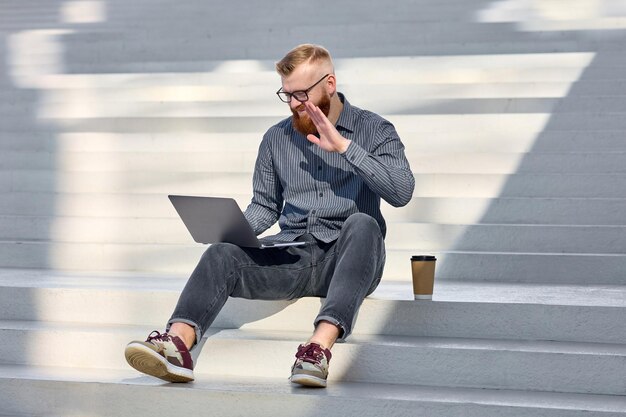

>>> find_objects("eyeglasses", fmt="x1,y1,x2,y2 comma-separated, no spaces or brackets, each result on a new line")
276,73,330,103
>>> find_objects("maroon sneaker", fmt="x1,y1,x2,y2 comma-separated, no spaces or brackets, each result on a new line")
125,331,194,382
290,342,332,388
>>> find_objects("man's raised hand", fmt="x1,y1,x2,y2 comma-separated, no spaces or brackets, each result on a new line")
304,101,351,154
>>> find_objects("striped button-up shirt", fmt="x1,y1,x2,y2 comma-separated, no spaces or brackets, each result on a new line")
244,93,414,243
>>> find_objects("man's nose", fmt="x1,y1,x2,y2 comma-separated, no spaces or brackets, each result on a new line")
289,97,305,111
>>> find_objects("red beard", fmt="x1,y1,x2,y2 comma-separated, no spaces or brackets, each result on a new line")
291,92,331,136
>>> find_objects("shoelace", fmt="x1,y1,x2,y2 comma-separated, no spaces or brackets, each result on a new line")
146,330,171,343
295,343,330,364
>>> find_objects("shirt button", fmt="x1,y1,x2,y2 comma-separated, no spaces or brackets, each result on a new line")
311,210,316,215
319,192,323,197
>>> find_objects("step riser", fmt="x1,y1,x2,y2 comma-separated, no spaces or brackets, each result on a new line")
0,3,619,19
5,81,626,105
9,39,626,68
6,97,626,118
3,378,617,417
2,328,623,395
1,287,624,344
2,217,624,254
2,194,626,226
1,244,624,284
2,47,602,65
0,57,606,90
5,57,615,81
3,172,626,199
391,198,626,226
1,130,626,153
4,11,598,26
2,24,612,46
0,7,620,24
2,151,626,174
3,113,626,133
428,251,626,285
0,47,617,84
6,69,615,93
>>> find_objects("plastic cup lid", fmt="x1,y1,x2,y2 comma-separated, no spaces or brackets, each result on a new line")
411,255,436,261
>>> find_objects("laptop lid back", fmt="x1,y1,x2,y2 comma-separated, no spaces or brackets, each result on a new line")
168,195,260,247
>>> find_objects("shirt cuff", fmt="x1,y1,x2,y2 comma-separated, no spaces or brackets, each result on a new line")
341,140,368,167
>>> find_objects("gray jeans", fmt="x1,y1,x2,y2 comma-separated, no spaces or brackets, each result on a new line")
167,213,386,345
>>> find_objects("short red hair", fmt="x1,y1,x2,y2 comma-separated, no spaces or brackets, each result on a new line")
276,44,334,77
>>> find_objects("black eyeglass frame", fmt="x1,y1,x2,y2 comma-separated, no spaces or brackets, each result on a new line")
276,73,330,103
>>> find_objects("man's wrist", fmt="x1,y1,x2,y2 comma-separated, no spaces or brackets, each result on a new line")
338,139,352,154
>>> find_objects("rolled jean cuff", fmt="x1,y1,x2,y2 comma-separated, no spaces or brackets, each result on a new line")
314,315,349,342
166,318,202,350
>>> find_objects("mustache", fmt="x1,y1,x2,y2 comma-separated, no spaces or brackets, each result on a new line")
291,104,308,119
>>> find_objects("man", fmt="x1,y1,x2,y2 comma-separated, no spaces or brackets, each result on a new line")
125,44,414,388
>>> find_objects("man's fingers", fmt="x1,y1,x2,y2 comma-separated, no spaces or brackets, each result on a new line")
304,102,327,127
306,134,320,145
303,102,320,122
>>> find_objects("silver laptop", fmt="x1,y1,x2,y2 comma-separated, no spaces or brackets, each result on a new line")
168,195,305,249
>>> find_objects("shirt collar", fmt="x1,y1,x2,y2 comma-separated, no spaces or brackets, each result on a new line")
335,92,356,134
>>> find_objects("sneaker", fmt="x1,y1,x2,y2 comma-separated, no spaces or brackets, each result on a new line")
125,331,194,382
289,342,332,387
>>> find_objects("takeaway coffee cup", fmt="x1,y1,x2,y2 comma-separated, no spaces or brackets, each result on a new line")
411,255,436,300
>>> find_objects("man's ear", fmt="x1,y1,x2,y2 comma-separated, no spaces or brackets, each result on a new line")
326,73,337,94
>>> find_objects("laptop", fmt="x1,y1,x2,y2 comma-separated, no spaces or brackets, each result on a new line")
168,195,306,249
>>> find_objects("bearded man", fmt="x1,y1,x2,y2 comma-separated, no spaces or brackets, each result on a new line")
125,44,415,388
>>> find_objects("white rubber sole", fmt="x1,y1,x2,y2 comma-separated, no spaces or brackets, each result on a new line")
290,373,327,388
125,343,194,383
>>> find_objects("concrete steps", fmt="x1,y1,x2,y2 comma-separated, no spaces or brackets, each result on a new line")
2,323,625,395
2,0,626,414
2,365,625,417
0,269,625,415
